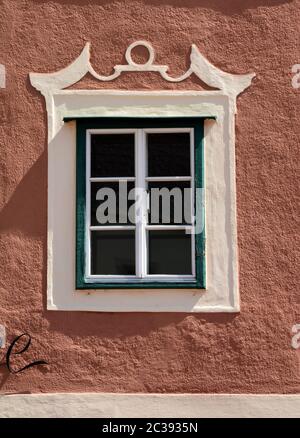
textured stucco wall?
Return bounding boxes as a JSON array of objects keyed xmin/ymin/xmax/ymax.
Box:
[{"xmin": 0, "ymin": 0, "xmax": 299, "ymax": 394}]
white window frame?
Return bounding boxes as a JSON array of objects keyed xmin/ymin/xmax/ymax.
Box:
[
  {"xmin": 29, "ymin": 41, "xmax": 254, "ymax": 312},
  {"xmin": 85, "ymin": 128, "xmax": 196, "ymax": 284}
]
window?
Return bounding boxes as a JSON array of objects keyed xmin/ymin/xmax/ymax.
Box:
[
  {"xmin": 30, "ymin": 39, "xmax": 253, "ymax": 311},
  {"xmin": 76, "ymin": 118, "xmax": 205, "ymax": 289}
]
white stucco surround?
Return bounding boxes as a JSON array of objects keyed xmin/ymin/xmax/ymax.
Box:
[{"xmin": 30, "ymin": 41, "xmax": 255, "ymax": 312}]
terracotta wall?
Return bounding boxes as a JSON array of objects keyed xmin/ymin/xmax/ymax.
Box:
[{"xmin": 0, "ymin": 0, "xmax": 299, "ymax": 394}]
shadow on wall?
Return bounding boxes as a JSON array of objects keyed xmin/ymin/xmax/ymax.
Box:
[
  {"xmin": 0, "ymin": 363, "xmax": 10, "ymax": 390},
  {"xmin": 30, "ymin": 0, "xmax": 294, "ymax": 14},
  {"xmin": 0, "ymin": 151, "xmax": 47, "ymax": 238},
  {"xmin": 45, "ymin": 310, "xmax": 238, "ymax": 339},
  {"xmin": 0, "ymin": 145, "xmax": 238, "ymax": 336}
]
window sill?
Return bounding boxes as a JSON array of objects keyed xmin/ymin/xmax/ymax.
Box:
[{"xmin": 76, "ymin": 281, "xmax": 203, "ymax": 290}]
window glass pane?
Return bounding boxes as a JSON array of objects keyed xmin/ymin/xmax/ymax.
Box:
[
  {"xmin": 147, "ymin": 132, "xmax": 190, "ymax": 177},
  {"xmin": 148, "ymin": 181, "xmax": 192, "ymax": 225},
  {"xmin": 90, "ymin": 181, "xmax": 135, "ymax": 226},
  {"xmin": 148, "ymin": 230, "xmax": 192, "ymax": 275},
  {"xmin": 91, "ymin": 230, "xmax": 135, "ymax": 275},
  {"xmin": 91, "ymin": 134, "xmax": 135, "ymax": 177}
]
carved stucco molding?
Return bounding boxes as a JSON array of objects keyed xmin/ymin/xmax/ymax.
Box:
[{"xmin": 30, "ymin": 40, "xmax": 255, "ymax": 104}]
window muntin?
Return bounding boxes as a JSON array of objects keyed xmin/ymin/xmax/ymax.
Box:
[{"xmin": 76, "ymin": 119, "xmax": 205, "ymax": 289}]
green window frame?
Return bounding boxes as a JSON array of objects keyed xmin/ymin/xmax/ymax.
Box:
[{"xmin": 74, "ymin": 117, "xmax": 205, "ymax": 289}]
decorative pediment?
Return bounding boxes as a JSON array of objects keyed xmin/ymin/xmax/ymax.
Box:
[{"xmin": 30, "ymin": 41, "xmax": 254, "ymax": 101}]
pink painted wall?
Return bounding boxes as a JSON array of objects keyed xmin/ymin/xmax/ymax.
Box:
[{"xmin": 0, "ymin": 0, "xmax": 299, "ymax": 394}]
